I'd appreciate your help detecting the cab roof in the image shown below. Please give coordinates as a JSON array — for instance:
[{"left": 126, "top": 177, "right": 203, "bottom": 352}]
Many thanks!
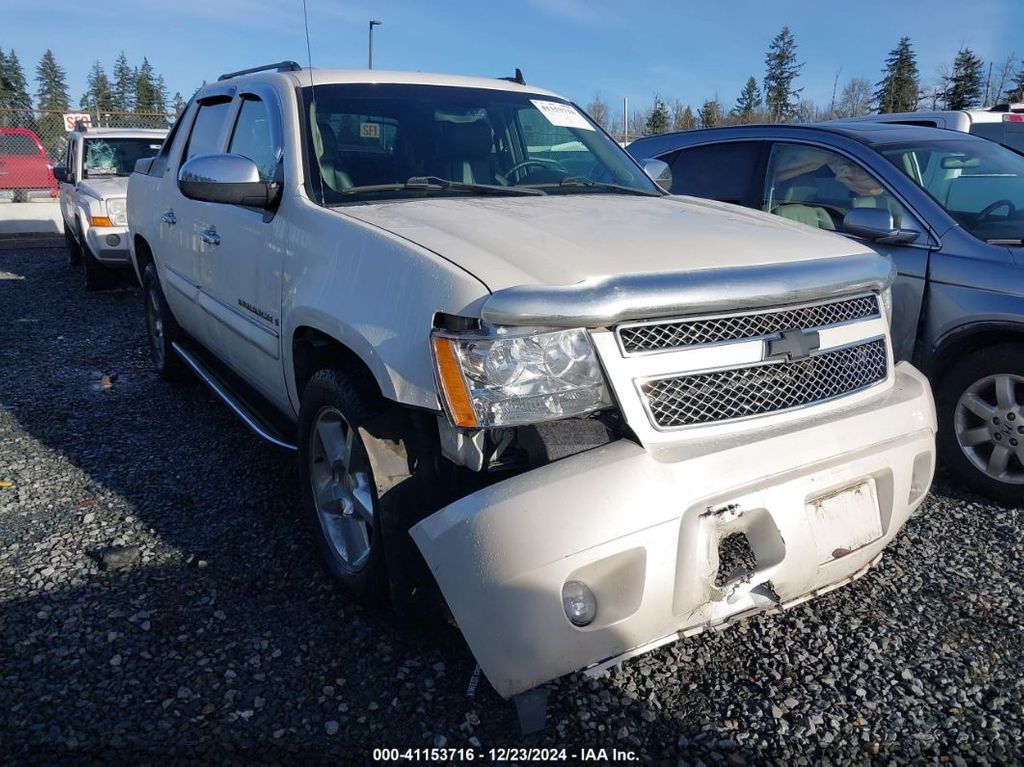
[{"left": 233, "top": 67, "right": 563, "bottom": 99}]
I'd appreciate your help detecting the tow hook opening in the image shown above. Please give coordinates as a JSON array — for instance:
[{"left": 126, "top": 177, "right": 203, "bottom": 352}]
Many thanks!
[{"left": 714, "top": 532, "right": 758, "bottom": 588}]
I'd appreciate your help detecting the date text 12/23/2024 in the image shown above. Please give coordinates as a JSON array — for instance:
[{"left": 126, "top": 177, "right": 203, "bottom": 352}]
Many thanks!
[{"left": 372, "top": 747, "right": 639, "bottom": 762}]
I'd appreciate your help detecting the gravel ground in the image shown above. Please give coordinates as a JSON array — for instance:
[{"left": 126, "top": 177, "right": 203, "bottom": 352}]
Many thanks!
[{"left": 1, "top": 239, "right": 1023, "bottom": 765}]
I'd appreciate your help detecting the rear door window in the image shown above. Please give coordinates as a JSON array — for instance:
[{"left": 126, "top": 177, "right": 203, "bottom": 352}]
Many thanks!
[
  {"left": 183, "top": 99, "right": 232, "bottom": 163},
  {"left": 668, "top": 141, "right": 765, "bottom": 204}
]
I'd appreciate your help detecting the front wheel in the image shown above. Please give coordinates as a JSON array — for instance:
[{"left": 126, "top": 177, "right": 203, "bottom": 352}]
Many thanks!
[
  {"left": 65, "top": 226, "right": 82, "bottom": 266},
  {"left": 937, "top": 343, "right": 1024, "bottom": 506},
  {"left": 298, "top": 368, "right": 447, "bottom": 614}
]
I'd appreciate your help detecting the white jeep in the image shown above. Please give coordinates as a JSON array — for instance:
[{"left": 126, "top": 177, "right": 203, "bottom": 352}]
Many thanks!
[
  {"left": 127, "top": 62, "right": 937, "bottom": 712},
  {"left": 57, "top": 126, "right": 167, "bottom": 289}
]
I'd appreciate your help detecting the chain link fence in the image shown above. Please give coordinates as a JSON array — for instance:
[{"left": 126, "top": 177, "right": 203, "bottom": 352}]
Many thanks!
[{"left": 0, "top": 108, "right": 174, "bottom": 203}]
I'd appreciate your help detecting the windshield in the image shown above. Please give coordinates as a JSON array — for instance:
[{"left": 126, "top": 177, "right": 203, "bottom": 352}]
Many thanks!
[
  {"left": 880, "top": 138, "right": 1024, "bottom": 244},
  {"left": 84, "top": 137, "right": 164, "bottom": 177},
  {"left": 300, "top": 84, "right": 658, "bottom": 204}
]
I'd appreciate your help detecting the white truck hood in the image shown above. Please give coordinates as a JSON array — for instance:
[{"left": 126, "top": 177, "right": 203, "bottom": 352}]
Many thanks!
[
  {"left": 340, "top": 193, "right": 872, "bottom": 291},
  {"left": 77, "top": 175, "right": 129, "bottom": 201}
]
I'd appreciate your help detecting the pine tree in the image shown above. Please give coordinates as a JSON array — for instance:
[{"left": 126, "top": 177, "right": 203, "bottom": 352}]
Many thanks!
[
  {"left": 5, "top": 50, "right": 31, "bottom": 109},
  {"left": 172, "top": 91, "right": 187, "bottom": 115},
  {"left": 733, "top": 76, "right": 762, "bottom": 123},
  {"left": 0, "top": 49, "right": 8, "bottom": 105},
  {"left": 134, "top": 57, "right": 160, "bottom": 113},
  {"left": 34, "top": 50, "right": 69, "bottom": 157},
  {"left": 698, "top": 98, "right": 724, "bottom": 128},
  {"left": 945, "top": 48, "right": 985, "bottom": 110},
  {"left": 644, "top": 95, "right": 670, "bottom": 135},
  {"left": 874, "top": 37, "right": 920, "bottom": 113},
  {"left": 80, "top": 61, "right": 114, "bottom": 113},
  {"left": 154, "top": 74, "right": 168, "bottom": 113},
  {"left": 763, "top": 26, "right": 803, "bottom": 122},
  {"left": 112, "top": 51, "right": 134, "bottom": 112}
]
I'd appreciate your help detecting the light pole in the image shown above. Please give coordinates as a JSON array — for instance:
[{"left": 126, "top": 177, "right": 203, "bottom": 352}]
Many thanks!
[{"left": 368, "top": 19, "right": 383, "bottom": 69}]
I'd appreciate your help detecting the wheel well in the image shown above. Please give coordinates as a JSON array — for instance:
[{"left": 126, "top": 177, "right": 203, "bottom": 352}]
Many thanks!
[
  {"left": 292, "top": 327, "right": 379, "bottom": 401},
  {"left": 927, "top": 325, "right": 1024, "bottom": 381},
  {"left": 133, "top": 235, "right": 154, "bottom": 282}
]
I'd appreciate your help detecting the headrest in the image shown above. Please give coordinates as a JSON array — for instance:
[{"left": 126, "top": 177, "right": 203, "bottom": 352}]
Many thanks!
[{"left": 439, "top": 120, "right": 492, "bottom": 159}]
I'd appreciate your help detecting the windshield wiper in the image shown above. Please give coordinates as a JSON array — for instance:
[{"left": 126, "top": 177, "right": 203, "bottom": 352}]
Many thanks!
[
  {"left": 525, "top": 176, "right": 662, "bottom": 197},
  {"left": 337, "top": 176, "right": 544, "bottom": 197}
]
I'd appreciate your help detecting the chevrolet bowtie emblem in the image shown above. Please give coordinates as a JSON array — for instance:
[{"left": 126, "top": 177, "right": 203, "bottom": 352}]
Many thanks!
[{"left": 766, "top": 329, "right": 821, "bottom": 361}]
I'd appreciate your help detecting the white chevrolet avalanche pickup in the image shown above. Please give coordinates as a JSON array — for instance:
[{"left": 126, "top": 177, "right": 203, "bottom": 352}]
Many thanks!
[
  {"left": 127, "top": 62, "right": 937, "bottom": 712},
  {"left": 56, "top": 126, "right": 167, "bottom": 289}
]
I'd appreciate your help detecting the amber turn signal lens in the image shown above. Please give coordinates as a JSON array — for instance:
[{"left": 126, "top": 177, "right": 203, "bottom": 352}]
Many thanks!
[
  {"left": 90, "top": 216, "right": 114, "bottom": 227},
  {"left": 432, "top": 337, "right": 478, "bottom": 428}
]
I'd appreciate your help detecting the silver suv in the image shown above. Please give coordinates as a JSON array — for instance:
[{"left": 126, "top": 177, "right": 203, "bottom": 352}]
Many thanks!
[{"left": 56, "top": 127, "right": 167, "bottom": 289}]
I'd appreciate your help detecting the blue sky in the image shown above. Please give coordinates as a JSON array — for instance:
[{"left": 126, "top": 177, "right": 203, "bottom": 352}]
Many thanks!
[{"left": 2, "top": 0, "right": 1021, "bottom": 114}]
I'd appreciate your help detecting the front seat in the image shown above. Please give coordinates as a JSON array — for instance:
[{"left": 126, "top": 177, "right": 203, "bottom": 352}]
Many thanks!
[
  {"left": 435, "top": 120, "right": 494, "bottom": 184},
  {"left": 314, "top": 121, "right": 352, "bottom": 192}
]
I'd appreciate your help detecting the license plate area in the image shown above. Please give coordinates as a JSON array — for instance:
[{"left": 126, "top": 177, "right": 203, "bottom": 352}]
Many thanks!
[{"left": 808, "top": 479, "right": 882, "bottom": 566}]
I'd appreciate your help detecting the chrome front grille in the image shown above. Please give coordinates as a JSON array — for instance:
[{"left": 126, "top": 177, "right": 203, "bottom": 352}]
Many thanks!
[
  {"left": 640, "top": 338, "right": 888, "bottom": 429},
  {"left": 618, "top": 295, "right": 879, "bottom": 354}
]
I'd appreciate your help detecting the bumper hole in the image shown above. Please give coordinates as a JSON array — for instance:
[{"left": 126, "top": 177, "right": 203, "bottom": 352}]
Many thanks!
[{"left": 715, "top": 532, "right": 757, "bottom": 588}]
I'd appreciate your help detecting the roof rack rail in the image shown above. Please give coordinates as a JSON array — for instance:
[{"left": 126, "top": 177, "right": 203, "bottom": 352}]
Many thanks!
[
  {"left": 497, "top": 68, "right": 526, "bottom": 86},
  {"left": 218, "top": 61, "right": 302, "bottom": 81}
]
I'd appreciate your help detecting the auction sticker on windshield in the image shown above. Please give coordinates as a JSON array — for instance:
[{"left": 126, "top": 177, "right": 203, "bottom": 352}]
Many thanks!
[{"left": 531, "top": 100, "right": 595, "bottom": 131}]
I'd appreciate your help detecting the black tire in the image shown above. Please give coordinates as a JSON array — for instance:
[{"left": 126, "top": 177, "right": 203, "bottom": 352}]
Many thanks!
[
  {"left": 65, "top": 226, "right": 82, "bottom": 266},
  {"left": 12, "top": 189, "right": 28, "bottom": 203},
  {"left": 297, "top": 368, "right": 447, "bottom": 614},
  {"left": 142, "top": 263, "right": 188, "bottom": 381},
  {"left": 82, "top": 241, "right": 114, "bottom": 291},
  {"left": 936, "top": 343, "right": 1024, "bottom": 507}
]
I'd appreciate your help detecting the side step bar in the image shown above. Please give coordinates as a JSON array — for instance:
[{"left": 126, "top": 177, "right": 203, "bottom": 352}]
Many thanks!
[{"left": 172, "top": 341, "right": 297, "bottom": 451}]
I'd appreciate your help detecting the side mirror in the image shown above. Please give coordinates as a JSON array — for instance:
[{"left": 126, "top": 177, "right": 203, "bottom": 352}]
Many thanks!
[
  {"left": 641, "top": 158, "right": 672, "bottom": 192},
  {"left": 53, "top": 166, "right": 68, "bottom": 184},
  {"left": 843, "top": 207, "right": 921, "bottom": 244},
  {"left": 178, "top": 153, "right": 278, "bottom": 208}
]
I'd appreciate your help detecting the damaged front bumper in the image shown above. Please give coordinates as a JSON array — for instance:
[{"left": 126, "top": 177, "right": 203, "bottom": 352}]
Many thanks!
[{"left": 411, "top": 363, "right": 936, "bottom": 699}]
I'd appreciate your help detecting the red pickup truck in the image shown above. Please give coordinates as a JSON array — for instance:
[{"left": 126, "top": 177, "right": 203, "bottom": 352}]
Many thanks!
[{"left": 0, "top": 128, "right": 58, "bottom": 202}]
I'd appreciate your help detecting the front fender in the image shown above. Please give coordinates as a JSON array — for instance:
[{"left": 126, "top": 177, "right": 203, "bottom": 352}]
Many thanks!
[{"left": 283, "top": 307, "right": 404, "bottom": 413}]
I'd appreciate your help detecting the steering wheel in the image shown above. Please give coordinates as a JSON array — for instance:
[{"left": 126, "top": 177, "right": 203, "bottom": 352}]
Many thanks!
[
  {"left": 977, "top": 199, "right": 1017, "bottom": 221},
  {"left": 503, "top": 158, "right": 569, "bottom": 183}
]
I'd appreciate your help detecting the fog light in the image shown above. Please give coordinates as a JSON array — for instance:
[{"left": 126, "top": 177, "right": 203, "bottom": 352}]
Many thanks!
[
  {"left": 105, "top": 234, "right": 121, "bottom": 247},
  {"left": 561, "top": 580, "right": 596, "bottom": 626}
]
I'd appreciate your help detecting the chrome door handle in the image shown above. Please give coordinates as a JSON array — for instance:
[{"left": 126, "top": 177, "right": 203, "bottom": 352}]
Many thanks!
[
  {"left": 161, "top": 210, "right": 176, "bottom": 225},
  {"left": 200, "top": 227, "right": 220, "bottom": 246}
]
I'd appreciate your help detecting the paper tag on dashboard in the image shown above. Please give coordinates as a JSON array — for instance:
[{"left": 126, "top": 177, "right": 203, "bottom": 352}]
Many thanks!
[
  {"left": 530, "top": 100, "right": 594, "bottom": 131},
  {"left": 360, "top": 122, "right": 381, "bottom": 139}
]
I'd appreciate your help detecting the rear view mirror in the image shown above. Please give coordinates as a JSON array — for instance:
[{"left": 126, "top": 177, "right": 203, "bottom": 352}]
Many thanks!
[
  {"left": 178, "top": 153, "right": 278, "bottom": 208},
  {"left": 53, "top": 166, "right": 67, "bottom": 184},
  {"left": 940, "top": 155, "right": 981, "bottom": 170},
  {"left": 843, "top": 208, "right": 921, "bottom": 244},
  {"left": 641, "top": 158, "right": 672, "bottom": 192}
]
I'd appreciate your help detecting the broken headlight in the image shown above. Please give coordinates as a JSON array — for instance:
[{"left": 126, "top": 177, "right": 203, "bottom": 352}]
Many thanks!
[{"left": 432, "top": 327, "right": 612, "bottom": 428}]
